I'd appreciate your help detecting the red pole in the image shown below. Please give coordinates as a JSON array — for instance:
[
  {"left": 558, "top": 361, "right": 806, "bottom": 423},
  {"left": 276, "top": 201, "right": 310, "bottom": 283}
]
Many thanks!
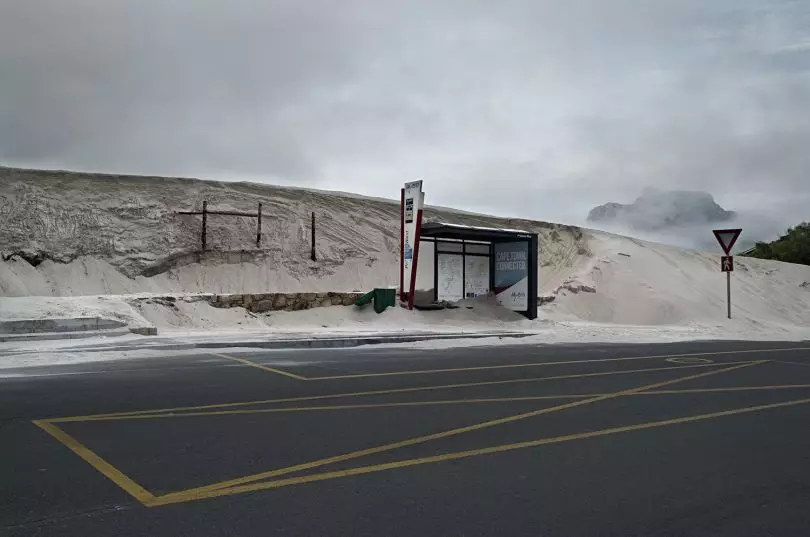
[
  {"left": 407, "top": 207, "right": 423, "bottom": 311},
  {"left": 399, "top": 188, "right": 405, "bottom": 302}
]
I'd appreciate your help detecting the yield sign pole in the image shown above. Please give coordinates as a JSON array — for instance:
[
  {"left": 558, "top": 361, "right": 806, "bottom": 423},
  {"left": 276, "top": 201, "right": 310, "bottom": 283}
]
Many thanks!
[
  {"left": 727, "top": 269, "right": 731, "bottom": 319},
  {"left": 712, "top": 228, "right": 742, "bottom": 319}
]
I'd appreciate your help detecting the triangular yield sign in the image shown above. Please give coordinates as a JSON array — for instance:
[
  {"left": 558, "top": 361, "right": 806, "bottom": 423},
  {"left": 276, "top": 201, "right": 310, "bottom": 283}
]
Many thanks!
[{"left": 713, "top": 228, "right": 742, "bottom": 255}]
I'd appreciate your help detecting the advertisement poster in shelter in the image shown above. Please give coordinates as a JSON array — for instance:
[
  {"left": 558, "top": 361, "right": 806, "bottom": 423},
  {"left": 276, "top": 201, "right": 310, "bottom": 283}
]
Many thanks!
[{"left": 493, "top": 241, "right": 529, "bottom": 310}]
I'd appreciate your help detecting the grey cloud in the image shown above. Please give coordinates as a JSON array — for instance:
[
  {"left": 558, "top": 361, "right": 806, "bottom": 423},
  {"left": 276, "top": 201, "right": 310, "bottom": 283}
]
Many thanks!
[
  {"left": 1, "top": 0, "right": 809, "bottom": 245},
  {"left": 1, "top": 0, "right": 370, "bottom": 178}
]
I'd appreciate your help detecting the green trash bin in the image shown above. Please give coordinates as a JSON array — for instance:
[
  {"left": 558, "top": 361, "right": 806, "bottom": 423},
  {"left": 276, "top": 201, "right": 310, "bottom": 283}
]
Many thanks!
[
  {"left": 373, "top": 287, "right": 396, "bottom": 313},
  {"left": 355, "top": 287, "right": 397, "bottom": 314}
]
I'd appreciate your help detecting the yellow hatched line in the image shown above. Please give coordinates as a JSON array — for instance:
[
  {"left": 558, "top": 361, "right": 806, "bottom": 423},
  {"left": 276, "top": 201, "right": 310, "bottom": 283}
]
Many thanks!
[
  {"left": 266, "top": 346, "right": 810, "bottom": 381},
  {"left": 40, "top": 360, "right": 805, "bottom": 507},
  {"left": 49, "top": 361, "right": 733, "bottom": 423},
  {"left": 53, "top": 382, "right": 810, "bottom": 423},
  {"left": 149, "top": 394, "right": 810, "bottom": 506},
  {"left": 33, "top": 420, "right": 157, "bottom": 507},
  {"left": 213, "top": 353, "right": 308, "bottom": 380},
  {"left": 66, "top": 395, "right": 594, "bottom": 421},
  {"left": 156, "top": 361, "right": 762, "bottom": 502}
]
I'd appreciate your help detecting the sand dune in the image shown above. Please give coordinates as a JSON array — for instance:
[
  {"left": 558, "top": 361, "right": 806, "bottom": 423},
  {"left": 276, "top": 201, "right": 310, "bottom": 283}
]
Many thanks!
[{"left": 2, "top": 167, "right": 809, "bottom": 336}]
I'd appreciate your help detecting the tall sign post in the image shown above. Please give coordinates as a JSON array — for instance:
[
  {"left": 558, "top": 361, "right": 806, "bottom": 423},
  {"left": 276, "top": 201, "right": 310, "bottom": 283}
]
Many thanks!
[
  {"left": 401, "top": 181, "right": 424, "bottom": 310},
  {"left": 712, "top": 228, "right": 742, "bottom": 319}
]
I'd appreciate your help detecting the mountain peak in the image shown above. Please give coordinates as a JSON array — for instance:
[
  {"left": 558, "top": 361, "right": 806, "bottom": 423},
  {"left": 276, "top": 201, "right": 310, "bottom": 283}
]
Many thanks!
[{"left": 587, "top": 189, "right": 734, "bottom": 230}]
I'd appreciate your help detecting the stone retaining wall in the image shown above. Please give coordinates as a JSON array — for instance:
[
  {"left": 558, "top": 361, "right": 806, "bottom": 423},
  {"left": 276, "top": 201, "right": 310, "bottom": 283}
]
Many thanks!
[
  {"left": 208, "top": 292, "right": 364, "bottom": 313},
  {"left": 0, "top": 317, "right": 128, "bottom": 334}
]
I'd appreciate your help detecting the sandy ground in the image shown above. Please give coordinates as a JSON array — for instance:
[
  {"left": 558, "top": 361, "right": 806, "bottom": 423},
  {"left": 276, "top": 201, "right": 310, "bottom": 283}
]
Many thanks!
[{"left": 2, "top": 167, "right": 810, "bottom": 367}]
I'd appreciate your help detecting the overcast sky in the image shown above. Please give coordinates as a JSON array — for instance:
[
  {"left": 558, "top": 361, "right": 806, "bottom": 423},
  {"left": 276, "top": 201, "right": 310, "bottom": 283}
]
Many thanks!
[{"left": 2, "top": 0, "right": 809, "bottom": 231}]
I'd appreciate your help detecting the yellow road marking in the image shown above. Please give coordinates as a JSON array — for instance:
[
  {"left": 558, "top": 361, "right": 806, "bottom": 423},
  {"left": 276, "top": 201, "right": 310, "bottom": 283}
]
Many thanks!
[
  {"left": 57, "top": 382, "right": 810, "bottom": 423},
  {"left": 648, "top": 384, "right": 810, "bottom": 394},
  {"left": 267, "top": 346, "right": 810, "bottom": 380},
  {"left": 772, "top": 360, "right": 810, "bottom": 368},
  {"left": 33, "top": 420, "right": 156, "bottom": 507},
  {"left": 666, "top": 357, "right": 713, "bottom": 364},
  {"left": 49, "top": 361, "right": 736, "bottom": 423},
  {"left": 150, "top": 390, "right": 810, "bottom": 506},
  {"left": 69, "top": 395, "right": 595, "bottom": 421},
  {"left": 158, "top": 361, "right": 762, "bottom": 501},
  {"left": 213, "top": 353, "right": 308, "bottom": 380}
]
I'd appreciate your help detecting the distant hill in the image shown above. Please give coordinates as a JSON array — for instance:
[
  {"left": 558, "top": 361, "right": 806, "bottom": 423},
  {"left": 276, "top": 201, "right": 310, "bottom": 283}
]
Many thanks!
[
  {"left": 745, "top": 222, "right": 810, "bottom": 266},
  {"left": 587, "top": 189, "right": 735, "bottom": 230}
]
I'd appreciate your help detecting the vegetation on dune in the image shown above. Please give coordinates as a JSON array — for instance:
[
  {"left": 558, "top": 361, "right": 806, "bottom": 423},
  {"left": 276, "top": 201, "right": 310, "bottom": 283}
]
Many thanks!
[{"left": 745, "top": 222, "right": 810, "bottom": 266}]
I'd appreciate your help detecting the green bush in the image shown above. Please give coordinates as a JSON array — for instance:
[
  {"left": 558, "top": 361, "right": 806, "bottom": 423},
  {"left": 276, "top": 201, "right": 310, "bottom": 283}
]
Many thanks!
[{"left": 747, "top": 222, "right": 810, "bottom": 266}]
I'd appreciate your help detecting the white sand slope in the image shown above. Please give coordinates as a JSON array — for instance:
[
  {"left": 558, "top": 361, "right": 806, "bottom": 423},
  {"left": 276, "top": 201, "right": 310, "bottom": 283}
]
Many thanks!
[
  {"left": 1, "top": 167, "right": 810, "bottom": 342},
  {"left": 545, "top": 231, "right": 810, "bottom": 328}
]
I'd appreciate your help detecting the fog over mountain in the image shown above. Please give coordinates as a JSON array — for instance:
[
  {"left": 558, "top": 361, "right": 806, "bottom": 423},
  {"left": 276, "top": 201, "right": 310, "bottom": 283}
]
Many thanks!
[
  {"left": 588, "top": 189, "right": 734, "bottom": 228},
  {"left": 586, "top": 188, "right": 782, "bottom": 252}
]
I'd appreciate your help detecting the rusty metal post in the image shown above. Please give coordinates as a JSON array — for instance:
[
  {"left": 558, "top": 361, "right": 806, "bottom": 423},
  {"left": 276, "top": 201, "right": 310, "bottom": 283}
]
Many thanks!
[
  {"left": 256, "top": 202, "right": 262, "bottom": 248},
  {"left": 311, "top": 211, "right": 316, "bottom": 261},
  {"left": 201, "top": 200, "right": 207, "bottom": 251}
]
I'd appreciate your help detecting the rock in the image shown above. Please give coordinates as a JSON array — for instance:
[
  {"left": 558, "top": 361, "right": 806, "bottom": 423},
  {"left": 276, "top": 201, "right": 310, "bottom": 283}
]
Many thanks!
[
  {"left": 291, "top": 300, "right": 309, "bottom": 311},
  {"left": 319, "top": 297, "right": 332, "bottom": 307},
  {"left": 273, "top": 294, "right": 287, "bottom": 308},
  {"left": 130, "top": 326, "right": 158, "bottom": 336},
  {"left": 253, "top": 300, "right": 272, "bottom": 312},
  {"left": 331, "top": 295, "right": 344, "bottom": 306},
  {"left": 211, "top": 297, "right": 231, "bottom": 308},
  {"left": 342, "top": 295, "right": 357, "bottom": 306}
]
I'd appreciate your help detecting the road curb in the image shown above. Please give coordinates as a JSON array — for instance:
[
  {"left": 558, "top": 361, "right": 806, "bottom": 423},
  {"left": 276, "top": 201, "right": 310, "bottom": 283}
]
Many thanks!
[
  {"left": 189, "top": 331, "right": 534, "bottom": 350},
  {"left": 0, "top": 331, "right": 535, "bottom": 355},
  {"left": 0, "top": 328, "right": 133, "bottom": 343}
]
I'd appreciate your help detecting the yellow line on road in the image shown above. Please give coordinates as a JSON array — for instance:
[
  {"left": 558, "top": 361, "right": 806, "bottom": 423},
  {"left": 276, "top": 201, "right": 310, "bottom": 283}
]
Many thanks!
[
  {"left": 666, "top": 357, "right": 713, "bottom": 364},
  {"left": 152, "top": 378, "right": 810, "bottom": 507},
  {"left": 272, "top": 346, "right": 810, "bottom": 381},
  {"left": 60, "top": 382, "right": 810, "bottom": 423},
  {"left": 648, "top": 384, "right": 810, "bottom": 394},
  {"left": 772, "top": 360, "right": 810, "bottom": 368},
  {"left": 49, "top": 361, "right": 735, "bottom": 423},
  {"left": 70, "top": 395, "right": 595, "bottom": 421},
  {"left": 213, "top": 353, "right": 308, "bottom": 380},
  {"left": 157, "top": 361, "right": 763, "bottom": 502},
  {"left": 33, "top": 420, "right": 157, "bottom": 507}
]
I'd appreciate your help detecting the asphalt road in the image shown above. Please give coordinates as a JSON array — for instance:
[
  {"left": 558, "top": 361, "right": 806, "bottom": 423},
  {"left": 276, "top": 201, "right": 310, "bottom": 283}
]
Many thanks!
[{"left": 2, "top": 340, "right": 810, "bottom": 536}]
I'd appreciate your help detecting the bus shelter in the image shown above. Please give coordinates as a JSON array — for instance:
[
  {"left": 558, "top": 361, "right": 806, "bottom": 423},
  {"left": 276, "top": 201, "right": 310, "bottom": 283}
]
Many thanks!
[{"left": 418, "top": 222, "right": 538, "bottom": 319}]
